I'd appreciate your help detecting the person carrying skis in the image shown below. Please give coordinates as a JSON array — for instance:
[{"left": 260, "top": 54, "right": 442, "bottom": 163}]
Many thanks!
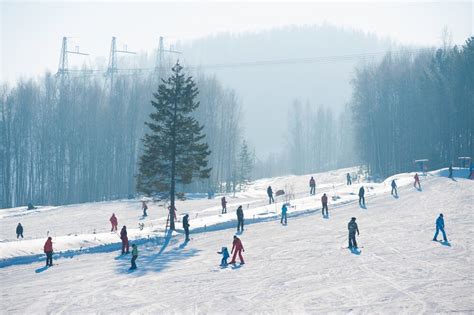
[
  {"left": 120, "top": 226, "right": 129, "bottom": 254},
  {"left": 348, "top": 217, "right": 360, "bottom": 248},
  {"left": 236, "top": 205, "right": 244, "bottom": 232},
  {"left": 217, "top": 247, "right": 230, "bottom": 266},
  {"left": 267, "top": 186, "right": 274, "bottom": 204},
  {"left": 358, "top": 186, "right": 365, "bottom": 207},
  {"left": 433, "top": 213, "right": 448, "bottom": 242},
  {"left": 142, "top": 201, "right": 148, "bottom": 217},
  {"left": 110, "top": 213, "right": 118, "bottom": 232},
  {"left": 229, "top": 235, "right": 245, "bottom": 265},
  {"left": 309, "top": 177, "right": 316, "bottom": 195},
  {"left": 414, "top": 173, "right": 421, "bottom": 189},
  {"left": 183, "top": 214, "right": 190, "bottom": 241},
  {"left": 44, "top": 237, "right": 53, "bottom": 266},
  {"left": 16, "top": 223, "right": 24, "bottom": 239},
  {"left": 347, "top": 173, "right": 352, "bottom": 185},
  {"left": 321, "top": 193, "right": 329, "bottom": 217},
  {"left": 130, "top": 244, "right": 138, "bottom": 270},
  {"left": 391, "top": 179, "right": 398, "bottom": 197},
  {"left": 221, "top": 196, "right": 227, "bottom": 214},
  {"left": 281, "top": 203, "right": 288, "bottom": 224},
  {"left": 448, "top": 164, "right": 453, "bottom": 178}
]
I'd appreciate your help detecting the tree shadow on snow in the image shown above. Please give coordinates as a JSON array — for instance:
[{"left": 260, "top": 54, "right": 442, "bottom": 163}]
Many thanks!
[{"left": 116, "top": 230, "right": 201, "bottom": 276}]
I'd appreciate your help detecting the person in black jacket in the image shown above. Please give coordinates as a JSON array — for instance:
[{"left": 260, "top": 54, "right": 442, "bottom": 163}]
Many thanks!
[
  {"left": 16, "top": 223, "right": 24, "bottom": 239},
  {"left": 358, "top": 186, "right": 365, "bottom": 207},
  {"left": 183, "top": 214, "right": 190, "bottom": 241},
  {"left": 348, "top": 217, "right": 360, "bottom": 248},
  {"left": 236, "top": 206, "right": 244, "bottom": 232},
  {"left": 267, "top": 186, "right": 274, "bottom": 204}
]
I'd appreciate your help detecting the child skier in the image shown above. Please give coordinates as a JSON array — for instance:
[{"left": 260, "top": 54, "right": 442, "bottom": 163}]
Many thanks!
[
  {"left": 281, "top": 203, "right": 288, "bottom": 224},
  {"left": 130, "top": 244, "right": 138, "bottom": 270},
  {"left": 16, "top": 223, "right": 24, "bottom": 239},
  {"left": 217, "top": 247, "right": 230, "bottom": 266}
]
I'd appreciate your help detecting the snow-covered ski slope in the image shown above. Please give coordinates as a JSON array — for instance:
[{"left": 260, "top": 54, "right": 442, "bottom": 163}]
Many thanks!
[{"left": 1, "top": 167, "right": 473, "bottom": 313}]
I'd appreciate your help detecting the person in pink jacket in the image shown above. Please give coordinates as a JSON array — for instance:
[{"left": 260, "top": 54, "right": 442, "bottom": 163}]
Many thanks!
[
  {"left": 110, "top": 213, "right": 118, "bottom": 232},
  {"left": 229, "top": 235, "right": 245, "bottom": 265}
]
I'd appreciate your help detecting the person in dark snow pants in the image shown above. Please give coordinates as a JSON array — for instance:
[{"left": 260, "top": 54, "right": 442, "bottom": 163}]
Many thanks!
[
  {"left": 347, "top": 173, "right": 352, "bottom": 185},
  {"left": 16, "top": 223, "right": 24, "bottom": 239},
  {"left": 267, "top": 186, "right": 274, "bottom": 204},
  {"left": 221, "top": 196, "right": 227, "bottom": 214},
  {"left": 281, "top": 203, "right": 288, "bottom": 224},
  {"left": 142, "top": 201, "right": 148, "bottom": 217},
  {"left": 236, "top": 206, "right": 244, "bottom": 232},
  {"left": 348, "top": 217, "right": 360, "bottom": 248},
  {"left": 414, "top": 173, "right": 421, "bottom": 189},
  {"left": 321, "top": 193, "right": 329, "bottom": 217},
  {"left": 44, "top": 237, "right": 53, "bottom": 266},
  {"left": 229, "top": 235, "right": 245, "bottom": 264},
  {"left": 448, "top": 165, "right": 453, "bottom": 178},
  {"left": 120, "top": 226, "right": 129, "bottom": 254},
  {"left": 391, "top": 179, "right": 398, "bottom": 196},
  {"left": 183, "top": 214, "right": 190, "bottom": 241},
  {"left": 309, "top": 177, "right": 316, "bottom": 195},
  {"left": 130, "top": 244, "right": 138, "bottom": 270},
  {"left": 433, "top": 213, "right": 448, "bottom": 242},
  {"left": 358, "top": 187, "right": 365, "bottom": 206},
  {"left": 217, "top": 247, "right": 230, "bottom": 266}
]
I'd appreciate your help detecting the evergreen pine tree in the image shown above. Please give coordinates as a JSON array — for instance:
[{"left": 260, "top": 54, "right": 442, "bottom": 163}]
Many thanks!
[
  {"left": 137, "top": 61, "right": 211, "bottom": 230},
  {"left": 238, "top": 140, "right": 253, "bottom": 191}
]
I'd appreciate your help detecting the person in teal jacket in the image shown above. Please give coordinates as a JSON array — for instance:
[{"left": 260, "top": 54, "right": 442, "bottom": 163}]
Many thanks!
[
  {"left": 217, "top": 247, "right": 230, "bottom": 266},
  {"left": 433, "top": 213, "right": 448, "bottom": 242},
  {"left": 281, "top": 203, "right": 288, "bottom": 225},
  {"left": 130, "top": 244, "right": 138, "bottom": 270}
]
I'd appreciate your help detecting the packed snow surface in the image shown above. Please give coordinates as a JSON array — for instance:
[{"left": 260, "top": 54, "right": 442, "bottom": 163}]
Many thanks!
[{"left": 1, "top": 167, "right": 473, "bottom": 313}]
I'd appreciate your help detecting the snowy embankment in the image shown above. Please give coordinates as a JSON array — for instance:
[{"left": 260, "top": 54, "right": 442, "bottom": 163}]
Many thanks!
[
  {"left": 0, "top": 167, "right": 473, "bottom": 313},
  {"left": 0, "top": 167, "right": 467, "bottom": 266}
]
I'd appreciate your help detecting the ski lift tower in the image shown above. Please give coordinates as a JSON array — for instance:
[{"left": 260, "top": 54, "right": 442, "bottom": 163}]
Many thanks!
[
  {"left": 414, "top": 159, "right": 429, "bottom": 174},
  {"left": 458, "top": 157, "right": 471, "bottom": 168}
]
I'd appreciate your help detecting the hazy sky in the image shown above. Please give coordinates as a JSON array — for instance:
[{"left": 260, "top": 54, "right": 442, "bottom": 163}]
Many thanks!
[{"left": 1, "top": 1, "right": 472, "bottom": 83}]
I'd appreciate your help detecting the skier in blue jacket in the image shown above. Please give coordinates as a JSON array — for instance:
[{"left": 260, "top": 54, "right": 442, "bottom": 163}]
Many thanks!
[
  {"left": 217, "top": 247, "right": 230, "bottom": 266},
  {"left": 433, "top": 213, "right": 448, "bottom": 242},
  {"left": 281, "top": 203, "right": 288, "bottom": 225}
]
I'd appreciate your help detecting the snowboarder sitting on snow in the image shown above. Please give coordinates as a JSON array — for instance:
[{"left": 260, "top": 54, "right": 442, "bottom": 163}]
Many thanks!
[
  {"left": 391, "top": 179, "right": 398, "bottom": 196},
  {"left": 347, "top": 173, "right": 352, "bottom": 185},
  {"left": 309, "top": 176, "right": 316, "bottom": 195},
  {"left": 110, "top": 213, "right": 118, "bottom": 232},
  {"left": 267, "top": 186, "right": 274, "bottom": 204},
  {"left": 44, "top": 236, "right": 53, "bottom": 266},
  {"left": 236, "top": 205, "right": 244, "bottom": 232},
  {"left": 433, "top": 213, "right": 448, "bottom": 242},
  {"left": 142, "top": 201, "right": 148, "bottom": 217},
  {"left": 281, "top": 203, "right": 288, "bottom": 224},
  {"left": 229, "top": 235, "right": 245, "bottom": 265},
  {"left": 130, "top": 244, "right": 138, "bottom": 270},
  {"left": 321, "top": 193, "right": 328, "bottom": 217},
  {"left": 16, "top": 223, "right": 24, "bottom": 239},
  {"left": 183, "top": 214, "right": 190, "bottom": 241},
  {"left": 120, "top": 226, "right": 129, "bottom": 254},
  {"left": 217, "top": 247, "right": 230, "bottom": 266},
  {"left": 348, "top": 217, "right": 360, "bottom": 248},
  {"left": 414, "top": 173, "right": 421, "bottom": 189},
  {"left": 221, "top": 196, "right": 227, "bottom": 214},
  {"left": 358, "top": 186, "right": 365, "bottom": 207}
]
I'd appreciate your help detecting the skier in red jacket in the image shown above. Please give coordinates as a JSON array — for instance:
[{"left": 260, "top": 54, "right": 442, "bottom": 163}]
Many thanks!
[
  {"left": 44, "top": 237, "right": 53, "bottom": 266},
  {"left": 414, "top": 173, "right": 421, "bottom": 190},
  {"left": 321, "top": 193, "right": 329, "bottom": 217},
  {"left": 229, "top": 235, "right": 245, "bottom": 265},
  {"left": 110, "top": 213, "right": 118, "bottom": 232}
]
